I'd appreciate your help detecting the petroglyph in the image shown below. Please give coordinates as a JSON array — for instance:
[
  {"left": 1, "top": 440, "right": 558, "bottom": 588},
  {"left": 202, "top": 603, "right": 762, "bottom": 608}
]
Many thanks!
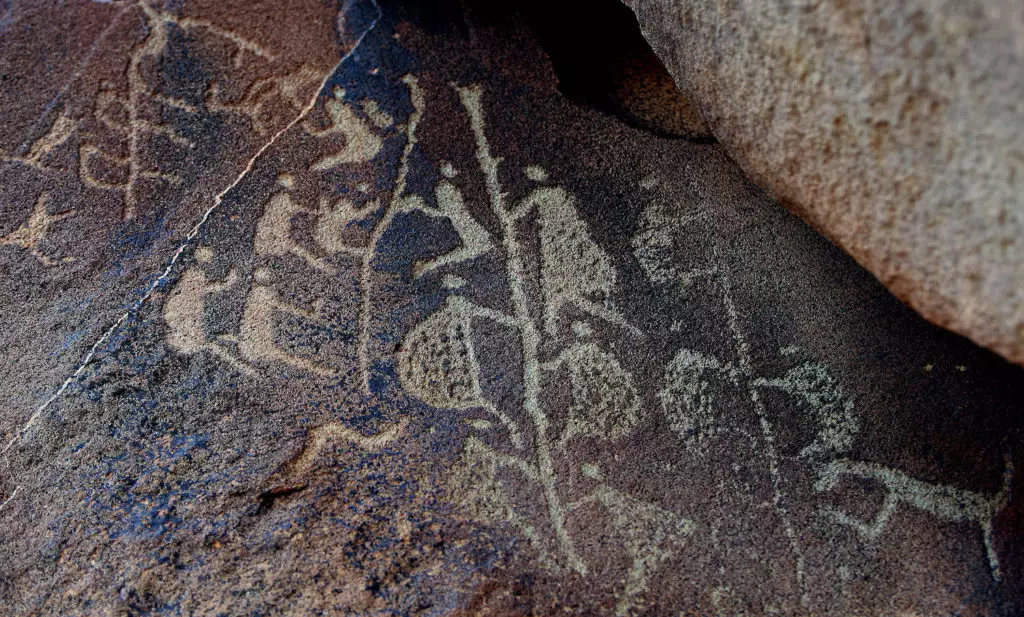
[
  {"left": 313, "top": 196, "right": 374, "bottom": 255},
  {"left": 206, "top": 65, "right": 322, "bottom": 136},
  {"left": 815, "top": 457, "right": 1014, "bottom": 582},
  {"left": 237, "top": 268, "right": 335, "bottom": 377},
  {"left": 390, "top": 82, "right": 696, "bottom": 602},
  {"left": 753, "top": 360, "right": 858, "bottom": 459},
  {"left": 633, "top": 190, "right": 810, "bottom": 604},
  {"left": 552, "top": 341, "right": 641, "bottom": 448},
  {"left": 22, "top": 113, "right": 77, "bottom": 169},
  {"left": 401, "top": 162, "right": 493, "bottom": 277},
  {"left": 659, "top": 348, "right": 729, "bottom": 445},
  {"left": 255, "top": 190, "right": 338, "bottom": 274},
  {"left": 631, "top": 179, "right": 715, "bottom": 292},
  {"left": 398, "top": 295, "right": 522, "bottom": 449},
  {"left": 0, "top": 194, "right": 75, "bottom": 266},
  {"left": 288, "top": 418, "right": 409, "bottom": 475},
  {"left": 574, "top": 464, "right": 695, "bottom": 617},
  {"left": 520, "top": 184, "right": 637, "bottom": 337},
  {"left": 163, "top": 247, "right": 255, "bottom": 376},
  {"left": 358, "top": 74, "right": 425, "bottom": 393},
  {"left": 308, "top": 88, "right": 384, "bottom": 171}
]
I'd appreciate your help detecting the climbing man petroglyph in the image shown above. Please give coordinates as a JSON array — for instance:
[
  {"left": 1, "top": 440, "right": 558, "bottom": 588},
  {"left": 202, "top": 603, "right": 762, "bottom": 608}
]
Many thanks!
[
  {"left": 255, "top": 186, "right": 339, "bottom": 275},
  {"left": 0, "top": 193, "right": 74, "bottom": 267},
  {"left": 237, "top": 267, "right": 335, "bottom": 377},
  {"left": 401, "top": 160, "right": 493, "bottom": 277},
  {"left": 511, "top": 172, "right": 639, "bottom": 337},
  {"left": 163, "top": 247, "right": 254, "bottom": 375},
  {"left": 308, "top": 87, "right": 384, "bottom": 171},
  {"left": 814, "top": 455, "right": 1014, "bottom": 582}
]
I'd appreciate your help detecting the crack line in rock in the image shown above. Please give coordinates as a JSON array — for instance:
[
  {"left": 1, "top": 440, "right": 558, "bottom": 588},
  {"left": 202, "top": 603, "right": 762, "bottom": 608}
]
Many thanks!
[{"left": 0, "top": 0, "right": 382, "bottom": 492}]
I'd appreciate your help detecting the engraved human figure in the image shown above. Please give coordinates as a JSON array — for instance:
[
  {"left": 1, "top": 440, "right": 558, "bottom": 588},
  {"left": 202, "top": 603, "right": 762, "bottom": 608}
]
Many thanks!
[
  {"left": 255, "top": 188, "right": 337, "bottom": 274},
  {"left": 237, "top": 267, "right": 335, "bottom": 377},
  {"left": 308, "top": 88, "right": 384, "bottom": 171},
  {"left": 402, "top": 161, "right": 493, "bottom": 277},
  {"left": 815, "top": 456, "right": 1014, "bottom": 582},
  {"left": 163, "top": 246, "right": 253, "bottom": 375},
  {"left": 0, "top": 193, "right": 75, "bottom": 266}
]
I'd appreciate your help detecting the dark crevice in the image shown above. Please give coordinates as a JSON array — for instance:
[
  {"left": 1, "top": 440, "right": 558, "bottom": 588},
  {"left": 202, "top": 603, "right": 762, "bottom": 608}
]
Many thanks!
[
  {"left": 254, "top": 484, "right": 307, "bottom": 516},
  {"left": 385, "top": 0, "right": 714, "bottom": 140}
]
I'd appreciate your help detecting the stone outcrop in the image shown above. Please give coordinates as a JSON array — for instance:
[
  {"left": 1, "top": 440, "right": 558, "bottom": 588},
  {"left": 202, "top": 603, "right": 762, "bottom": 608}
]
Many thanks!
[
  {"left": 626, "top": 0, "right": 1024, "bottom": 365},
  {"left": 1, "top": 1, "right": 1022, "bottom": 615}
]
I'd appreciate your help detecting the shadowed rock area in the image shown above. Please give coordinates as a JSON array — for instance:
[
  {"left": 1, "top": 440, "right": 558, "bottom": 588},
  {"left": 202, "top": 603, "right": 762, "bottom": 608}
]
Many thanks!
[
  {"left": 1, "top": 1, "right": 1022, "bottom": 615},
  {"left": 626, "top": 0, "right": 1024, "bottom": 367}
]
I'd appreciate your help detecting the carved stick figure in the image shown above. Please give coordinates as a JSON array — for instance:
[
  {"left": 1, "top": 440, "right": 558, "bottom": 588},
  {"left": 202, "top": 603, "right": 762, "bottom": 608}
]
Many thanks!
[{"left": 815, "top": 456, "right": 1014, "bottom": 582}]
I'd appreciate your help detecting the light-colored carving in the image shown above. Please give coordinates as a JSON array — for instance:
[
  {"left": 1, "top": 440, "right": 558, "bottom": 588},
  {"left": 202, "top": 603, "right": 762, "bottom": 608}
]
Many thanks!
[
  {"left": 519, "top": 184, "right": 636, "bottom": 337},
  {"left": 163, "top": 247, "right": 254, "bottom": 375},
  {"left": 289, "top": 418, "right": 409, "bottom": 474},
  {"left": 392, "top": 83, "right": 686, "bottom": 610},
  {"left": 361, "top": 99, "right": 393, "bottom": 129},
  {"left": 573, "top": 464, "right": 695, "bottom": 617},
  {"left": 553, "top": 341, "right": 641, "bottom": 448},
  {"left": 309, "top": 88, "right": 383, "bottom": 171},
  {"left": 634, "top": 182, "right": 810, "bottom": 605},
  {"left": 313, "top": 196, "right": 373, "bottom": 256},
  {"left": 205, "top": 65, "right": 322, "bottom": 136},
  {"left": 398, "top": 295, "right": 523, "bottom": 449},
  {"left": 753, "top": 361, "right": 858, "bottom": 459},
  {"left": 358, "top": 75, "right": 425, "bottom": 393},
  {"left": 255, "top": 191, "right": 337, "bottom": 274},
  {"left": 401, "top": 162, "right": 493, "bottom": 277},
  {"left": 659, "top": 348, "right": 728, "bottom": 444},
  {"left": 23, "top": 113, "right": 77, "bottom": 168},
  {"left": 815, "top": 456, "right": 1014, "bottom": 582},
  {"left": 0, "top": 193, "right": 74, "bottom": 266},
  {"left": 237, "top": 268, "right": 335, "bottom": 377}
]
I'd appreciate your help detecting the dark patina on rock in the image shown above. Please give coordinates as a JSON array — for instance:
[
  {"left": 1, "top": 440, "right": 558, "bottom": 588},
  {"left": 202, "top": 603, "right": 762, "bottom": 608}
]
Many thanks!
[{"left": 1, "top": 1, "right": 1022, "bottom": 615}]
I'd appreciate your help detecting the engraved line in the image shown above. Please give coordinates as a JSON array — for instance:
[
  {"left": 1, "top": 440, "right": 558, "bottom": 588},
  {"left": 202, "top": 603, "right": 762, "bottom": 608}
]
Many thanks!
[
  {"left": 357, "top": 74, "right": 425, "bottom": 393},
  {"left": 457, "top": 83, "right": 586, "bottom": 574},
  {"left": 1, "top": 0, "right": 382, "bottom": 469},
  {"left": 718, "top": 258, "right": 809, "bottom": 608}
]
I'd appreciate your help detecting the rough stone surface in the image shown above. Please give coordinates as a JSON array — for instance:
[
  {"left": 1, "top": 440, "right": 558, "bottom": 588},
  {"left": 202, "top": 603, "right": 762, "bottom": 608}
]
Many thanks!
[
  {"left": 1, "top": 1, "right": 1023, "bottom": 616},
  {"left": 626, "top": 0, "right": 1024, "bottom": 366}
]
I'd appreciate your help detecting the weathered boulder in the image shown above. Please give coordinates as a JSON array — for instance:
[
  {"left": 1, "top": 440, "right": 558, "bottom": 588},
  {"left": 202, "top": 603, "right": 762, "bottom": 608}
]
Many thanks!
[
  {"left": 1, "top": 1, "right": 1022, "bottom": 615},
  {"left": 626, "top": 0, "right": 1024, "bottom": 365}
]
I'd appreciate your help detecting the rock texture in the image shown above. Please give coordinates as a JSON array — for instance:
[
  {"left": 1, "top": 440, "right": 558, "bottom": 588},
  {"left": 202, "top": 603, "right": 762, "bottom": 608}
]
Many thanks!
[
  {"left": 1, "top": 1, "right": 1023, "bottom": 616},
  {"left": 626, "top": 0, "right": 1024, "bottom": 365}
]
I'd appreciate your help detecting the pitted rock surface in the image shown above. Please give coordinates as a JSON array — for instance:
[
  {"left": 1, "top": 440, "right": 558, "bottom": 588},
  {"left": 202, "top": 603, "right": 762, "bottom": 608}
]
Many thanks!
[
  {"left": 1, "top": 1, "right": 1022, "bottom": 615},
  {"left": 626, "top": 0, "right": 1024, "bottom": 366}
]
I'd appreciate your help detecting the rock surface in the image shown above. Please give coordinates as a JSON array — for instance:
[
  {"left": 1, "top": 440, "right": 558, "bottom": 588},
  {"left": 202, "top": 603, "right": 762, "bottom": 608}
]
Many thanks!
[
  {"left": 626, "top": 0, "right": 1024, "bottom": 365},
  {"left": 1, "top": 1, "right": 1023, "bottom": 615}
]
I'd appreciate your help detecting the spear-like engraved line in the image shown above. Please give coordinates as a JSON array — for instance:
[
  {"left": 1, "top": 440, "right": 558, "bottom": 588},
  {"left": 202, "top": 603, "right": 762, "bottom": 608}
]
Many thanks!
[
  {"left": 718, "top": 259, "right": 809, "bottom": 608},
  {"left": 0, "top": 0, "right": 383, "bottom": 492},
  {"left": 357, "top": 75, "right": 425, "bottom": 393},
  {"left": 456, "top": 83, "right": 586, "bottom": 574}
]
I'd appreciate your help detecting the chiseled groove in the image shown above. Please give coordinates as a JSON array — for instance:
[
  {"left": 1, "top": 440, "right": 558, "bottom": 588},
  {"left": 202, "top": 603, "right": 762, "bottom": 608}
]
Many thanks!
[{"left": 0, "top": 0, "right": 382, "bottom": 468}]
